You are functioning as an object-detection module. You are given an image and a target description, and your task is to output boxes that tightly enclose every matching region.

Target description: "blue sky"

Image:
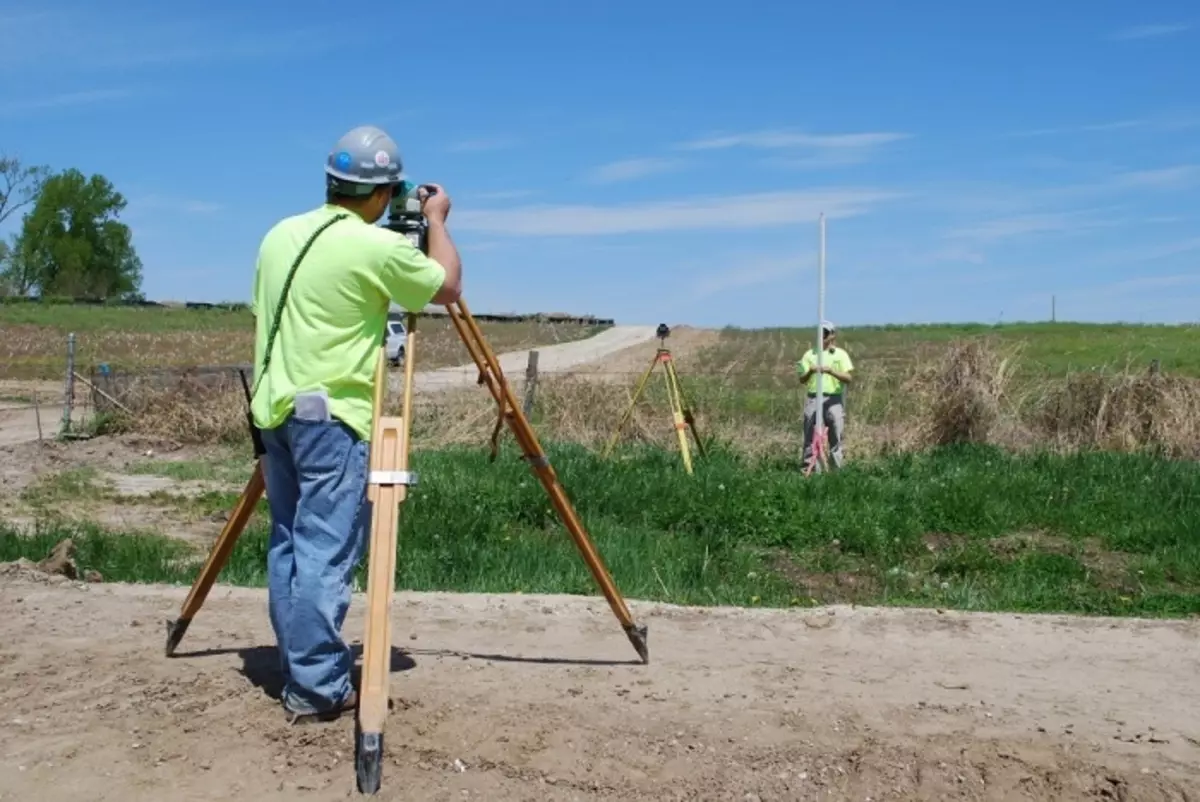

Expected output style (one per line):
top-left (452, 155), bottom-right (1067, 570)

top-left (1, 0), bottom-right (1197, 329)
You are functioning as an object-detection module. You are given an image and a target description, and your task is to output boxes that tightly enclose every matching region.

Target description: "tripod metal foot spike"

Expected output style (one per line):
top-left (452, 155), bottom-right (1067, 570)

top-left (625, 623), bottom-right (649, 664)
top-left (164, 618), bottom-right (192, 657)
top-left (355, 730), bottom-right (383, 795)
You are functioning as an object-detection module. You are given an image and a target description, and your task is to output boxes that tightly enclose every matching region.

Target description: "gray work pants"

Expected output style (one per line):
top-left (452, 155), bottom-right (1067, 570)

top-left (802, 395), bottom-right (846, 470)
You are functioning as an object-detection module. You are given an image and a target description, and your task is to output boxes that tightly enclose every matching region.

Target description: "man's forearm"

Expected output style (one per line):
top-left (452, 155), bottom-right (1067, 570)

top-left (426, 219), bottom-right (462, 304)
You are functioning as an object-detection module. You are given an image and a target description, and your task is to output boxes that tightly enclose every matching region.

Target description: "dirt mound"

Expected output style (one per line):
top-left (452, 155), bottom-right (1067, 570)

top-left (0, 538), bottom-right (103, 585)
top-left (1, 579), bottom-right (1197, 801)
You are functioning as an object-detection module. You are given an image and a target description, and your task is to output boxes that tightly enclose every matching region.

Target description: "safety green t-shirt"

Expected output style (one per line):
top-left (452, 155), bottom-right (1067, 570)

top-left (250, 204), bottom-right (446, 441)
top-left (797, 346), bottom-right (854, 395)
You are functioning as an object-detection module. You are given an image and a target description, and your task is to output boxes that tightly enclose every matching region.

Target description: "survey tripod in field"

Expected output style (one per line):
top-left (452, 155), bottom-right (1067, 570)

top-left (601, 323), bottom-right (706, 474)
top-left (162, 299), bottom-right (649, 795)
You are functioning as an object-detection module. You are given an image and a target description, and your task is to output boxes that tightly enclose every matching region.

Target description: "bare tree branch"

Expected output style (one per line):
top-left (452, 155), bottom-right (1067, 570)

top-left (0, 154), bottom-right (51, 227)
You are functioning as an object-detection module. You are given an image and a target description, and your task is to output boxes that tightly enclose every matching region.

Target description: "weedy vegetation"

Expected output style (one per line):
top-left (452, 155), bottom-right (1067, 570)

top-left (0, 304), bottom-right (607, 380)
top-left (3, 443), bottom-right (1199, 616)
top-left (4, 314), bottom-right (1200, 621)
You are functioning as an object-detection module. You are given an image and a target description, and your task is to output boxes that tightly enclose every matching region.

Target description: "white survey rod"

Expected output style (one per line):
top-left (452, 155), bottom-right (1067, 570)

top-left (814, 213), bottom-right (827, 465)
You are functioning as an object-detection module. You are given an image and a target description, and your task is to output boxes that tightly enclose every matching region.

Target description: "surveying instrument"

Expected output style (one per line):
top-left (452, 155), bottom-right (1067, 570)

top-left (602, 322), bottom-right (706, 474)
top-left (161, 182), bottom-right (649, 795)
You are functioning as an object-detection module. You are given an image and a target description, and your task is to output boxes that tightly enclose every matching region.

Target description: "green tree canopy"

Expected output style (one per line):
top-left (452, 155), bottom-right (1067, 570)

top-left (2, 167), bottom-right (143, 299)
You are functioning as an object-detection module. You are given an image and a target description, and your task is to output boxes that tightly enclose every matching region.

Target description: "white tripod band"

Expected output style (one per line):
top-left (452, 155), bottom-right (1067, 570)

top-left (368, 470), bottom-right (418, 487)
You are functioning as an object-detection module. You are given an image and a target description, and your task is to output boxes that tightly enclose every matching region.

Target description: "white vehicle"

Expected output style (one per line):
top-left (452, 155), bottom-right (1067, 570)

top-left (385, 318), bottom-right (406, 366)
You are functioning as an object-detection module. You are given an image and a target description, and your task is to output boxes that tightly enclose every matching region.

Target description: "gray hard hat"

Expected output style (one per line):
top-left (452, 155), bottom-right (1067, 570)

top-left (325, 125), bottom-right (405, 195)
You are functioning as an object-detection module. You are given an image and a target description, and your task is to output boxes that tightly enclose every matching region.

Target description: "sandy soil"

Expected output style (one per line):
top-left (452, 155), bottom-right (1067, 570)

top-left (1, 571), bottom-right (1197, 801)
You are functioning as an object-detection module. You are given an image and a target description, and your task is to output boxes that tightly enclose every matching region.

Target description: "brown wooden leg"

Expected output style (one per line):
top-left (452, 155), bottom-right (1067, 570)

top-left (356, 319), bottom-right (419, 795)
top-left (445, 299), bottom-right (648, 663)
top-left (165, 461), bottom-right (266, 656)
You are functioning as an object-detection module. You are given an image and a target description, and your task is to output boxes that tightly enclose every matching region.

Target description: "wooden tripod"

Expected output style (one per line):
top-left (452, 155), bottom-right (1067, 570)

top-left (602, 346), bottom-right (706, 474)
top-left (162, 299), bottom-right (648, 793)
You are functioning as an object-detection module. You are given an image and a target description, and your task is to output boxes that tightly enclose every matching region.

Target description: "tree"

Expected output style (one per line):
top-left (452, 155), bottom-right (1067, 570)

top-left (0, 155), bottom-right (51, 296)
top-left (0, 154), bottom-right (50, 227)
top-left (3, 168), bottom-right (143, 299)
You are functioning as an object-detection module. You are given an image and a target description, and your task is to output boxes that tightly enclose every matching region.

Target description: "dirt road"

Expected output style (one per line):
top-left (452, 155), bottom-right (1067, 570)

top-left (2, 573), bottom-right (1197, 801)
top-left (389, 324), bottom-right (659, 395)
top-left (0, 402), bottom-right (59, 448)
top-left (0, 327), bottom-right (659, 446)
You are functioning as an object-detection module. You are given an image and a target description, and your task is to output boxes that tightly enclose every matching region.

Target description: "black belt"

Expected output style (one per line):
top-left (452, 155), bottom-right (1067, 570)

top-left (807, 393), bottom-right (843, 401)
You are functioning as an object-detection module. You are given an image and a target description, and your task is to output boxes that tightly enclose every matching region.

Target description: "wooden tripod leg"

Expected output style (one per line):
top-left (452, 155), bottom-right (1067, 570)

top-left (446, 299), bottom-right (649, 663)
top-left (165, 461), bottom-right (266, 656)
top-left (356, 321), bottom-right (418, 795)
top-left (601, 351), bottom-right (659, 458)
top-left (664, 358), bottom-right (707, 458)
top-left (662, 355), bottom-right (694, 475)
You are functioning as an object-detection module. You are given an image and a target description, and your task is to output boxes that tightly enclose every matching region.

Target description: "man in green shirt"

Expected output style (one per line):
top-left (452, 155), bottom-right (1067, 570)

top-left (795, 321), bottom-right (854, 470)
top-left (250, 125), bottom-right (462, 723)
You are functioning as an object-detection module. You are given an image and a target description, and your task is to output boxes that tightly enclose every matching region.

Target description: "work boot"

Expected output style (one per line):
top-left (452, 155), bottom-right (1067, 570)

top-left (283, 689), bottom-right (358, 726)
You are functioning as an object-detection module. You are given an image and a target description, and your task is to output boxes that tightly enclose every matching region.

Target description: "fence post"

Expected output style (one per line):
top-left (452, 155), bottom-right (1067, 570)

top-left (33, 391), bottom-right (43, 444)
top-left (523, 350), bottom-right (540, 419)
top-left (61, 332), bottom-right (76, 436)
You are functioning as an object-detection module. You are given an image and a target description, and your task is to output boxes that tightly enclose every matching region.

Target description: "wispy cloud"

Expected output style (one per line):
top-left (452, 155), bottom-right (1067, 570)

top-left (454, 188), bottom-right (903, 237)
top-left (1108, 23), bottom-right (1191, 41)
top-left (688, 254), bottom-right (812, 300)
top-left (944, 210), bottom-right (1121, 243)
top-left (675, 129), bottom-right (909, 169)
top-left (678, 131), bottom-right (909, 150)
top-left (0, 10), bottom-right (334, 72)
top-left (466, 189), bottom-right (537, 202)
top-left (1110, 237), bottom-right (1200, 263)
top-left (0, 88), bottom-right (136, 117)
top-left (584, 157), bottom-right (687, 184)
top-left (446, 137), bottom-right (519, 153)
top-left (1006, 113), bottom-right (1200, 138)
top-left (126, 194), bottom-right (224, 218)
top-left (1108, 165), bottom-right (1200, 189)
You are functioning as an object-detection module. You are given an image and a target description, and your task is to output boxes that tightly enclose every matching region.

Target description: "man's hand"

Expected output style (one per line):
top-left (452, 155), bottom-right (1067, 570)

top-left (419, 184), bottom-right (452, 225)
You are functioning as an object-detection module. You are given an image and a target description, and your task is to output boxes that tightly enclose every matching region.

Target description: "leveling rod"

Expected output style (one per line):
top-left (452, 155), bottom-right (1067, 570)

top-left (163, 297), bottom-right (648, 665)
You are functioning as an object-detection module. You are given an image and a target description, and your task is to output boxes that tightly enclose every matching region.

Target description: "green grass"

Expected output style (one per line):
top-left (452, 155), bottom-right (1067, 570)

top-left (4, 442), bottom-right (1200, 617)
top-left (0, 304), bottom-right (253, 333)
top-left (694, 322), bottom-right (1200, 382)
top-left (127, 455), bottom-right (252, 483)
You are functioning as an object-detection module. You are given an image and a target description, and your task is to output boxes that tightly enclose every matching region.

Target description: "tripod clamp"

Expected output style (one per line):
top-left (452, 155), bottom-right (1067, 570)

top-left (368, 470), bottom-right (419, 487)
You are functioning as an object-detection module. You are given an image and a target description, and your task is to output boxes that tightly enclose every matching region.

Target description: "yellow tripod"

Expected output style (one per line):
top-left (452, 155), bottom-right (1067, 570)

top-left (603, 324), bottom-right (706, 474)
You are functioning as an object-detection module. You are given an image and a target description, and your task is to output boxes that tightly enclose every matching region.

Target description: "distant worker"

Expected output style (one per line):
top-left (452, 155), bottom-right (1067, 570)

top-left (795, 320), bottom-right (854, 470)
top-left (249, 125), bottom-right (463, 723)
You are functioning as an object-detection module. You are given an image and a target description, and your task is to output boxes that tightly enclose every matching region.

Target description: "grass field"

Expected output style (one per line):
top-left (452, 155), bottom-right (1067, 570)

top-left (0, 304), bottom-right (607, 380)
top-left (687, 321), bottom-right (1200, 381)
top-left (8, 309), bottom-right (1188, 460)
top-left (4, 442), bottom-right (1199, 617)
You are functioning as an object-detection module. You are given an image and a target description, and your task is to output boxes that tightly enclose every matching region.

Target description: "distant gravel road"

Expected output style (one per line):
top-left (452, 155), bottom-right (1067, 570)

top-left (389, 324), bottom-right (659, 395)
top-left (0, 327), bottom-right (659, 445)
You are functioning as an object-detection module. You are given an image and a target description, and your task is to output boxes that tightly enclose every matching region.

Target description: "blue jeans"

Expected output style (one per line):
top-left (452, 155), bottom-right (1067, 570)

top-left (260, 416), bottom-right (369, 714)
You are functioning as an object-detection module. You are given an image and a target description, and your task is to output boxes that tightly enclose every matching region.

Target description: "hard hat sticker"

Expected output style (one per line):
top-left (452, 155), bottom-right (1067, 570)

top-left (374, 150), bottom-right (391, 167)
top-left (335, 151), bottom-right (352, 171)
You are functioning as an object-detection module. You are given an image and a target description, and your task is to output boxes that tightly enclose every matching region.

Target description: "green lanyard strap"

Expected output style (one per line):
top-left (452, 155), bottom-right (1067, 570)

top-left (250, 212), bottom-right (350, 403)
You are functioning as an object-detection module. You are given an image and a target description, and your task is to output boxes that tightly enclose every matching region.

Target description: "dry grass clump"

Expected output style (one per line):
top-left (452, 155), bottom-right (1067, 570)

top-left (102, 334), bottom-right (1200, 462)
top-left (102, 376), bottom-right (246, 444)
top-left (1035, 370), bottom-right (1200, 457)
top-left (901, 338), bottom-right (1022, 448)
